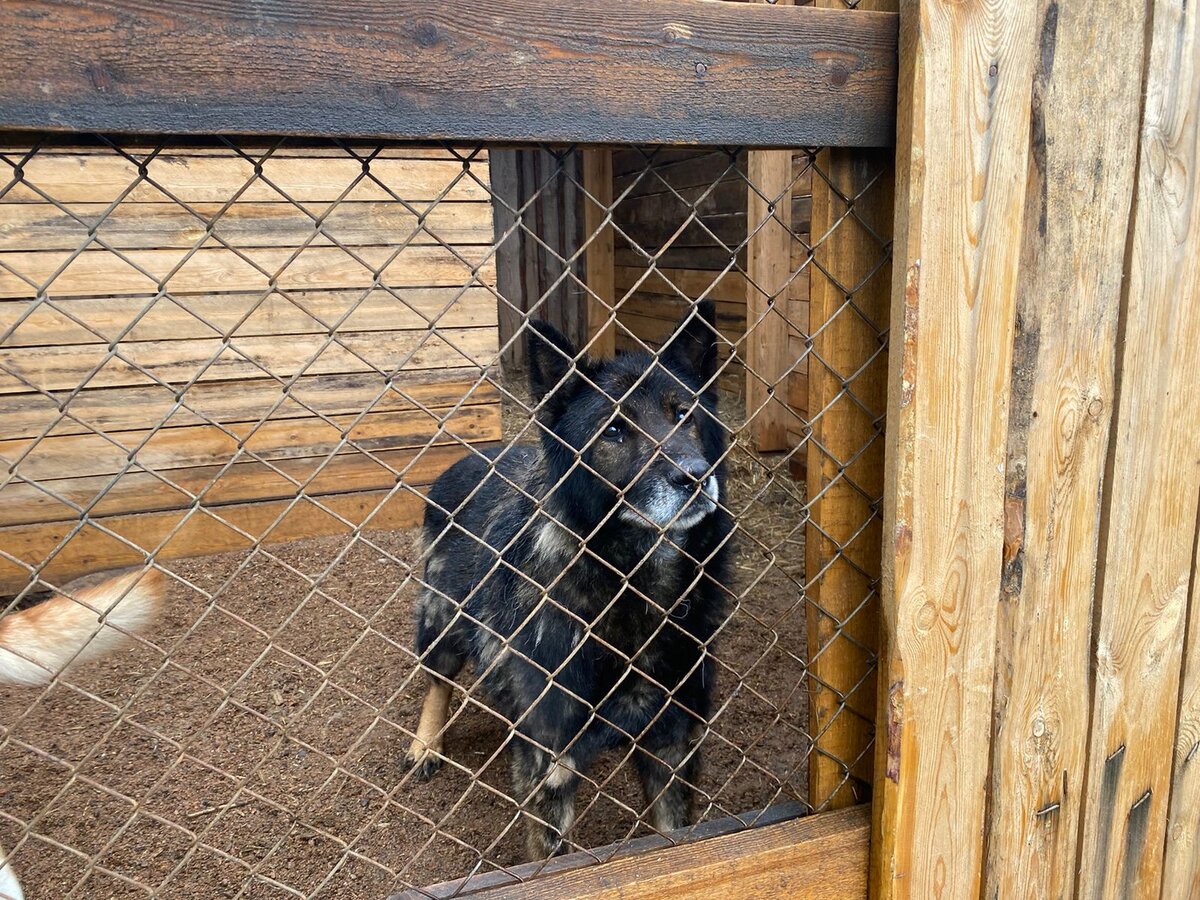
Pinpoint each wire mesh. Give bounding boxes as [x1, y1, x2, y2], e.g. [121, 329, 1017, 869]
[0, 133, 890, 899]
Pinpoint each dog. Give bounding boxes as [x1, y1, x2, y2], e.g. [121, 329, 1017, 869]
[406, 301, 733, 859]
[0, 568, 164, 900]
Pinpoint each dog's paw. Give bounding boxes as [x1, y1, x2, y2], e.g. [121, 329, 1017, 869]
[403, 746, 444, 782]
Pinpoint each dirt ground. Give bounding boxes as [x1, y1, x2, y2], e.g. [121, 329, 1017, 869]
[0, 414, 811, 899]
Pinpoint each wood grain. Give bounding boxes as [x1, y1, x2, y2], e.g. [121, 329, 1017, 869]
[0, 326, 497, 394]
[805, 72, 894, 810]
[981, 0, 1149, 896]
[0, 486, 426, 594]
[870, 0, 1039, 896]
[583, 148, 616, 358]
[744, 150, 793, 452]
[0, 287, 497, 347]
[1076, 0, 1200, 895]
[0, 1, 898, 148]
[453, 804, 869, 899]
[614, 267, 746, 304]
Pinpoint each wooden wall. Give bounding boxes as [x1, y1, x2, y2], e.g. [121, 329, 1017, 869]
[0, 142, 501, 593]
[872, 0, 1200, 898]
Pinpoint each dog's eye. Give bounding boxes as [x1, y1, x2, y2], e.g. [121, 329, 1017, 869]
[675, 406, 690, 423]
[602, 420, 625, 441]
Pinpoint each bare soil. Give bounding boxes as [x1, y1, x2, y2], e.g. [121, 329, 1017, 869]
[1, 436, 810, 899]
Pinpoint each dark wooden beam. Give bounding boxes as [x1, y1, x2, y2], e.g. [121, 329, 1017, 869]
[0, 0, 898, 148]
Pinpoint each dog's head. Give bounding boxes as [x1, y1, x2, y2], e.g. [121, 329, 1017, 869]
[527, 302, 725, 532]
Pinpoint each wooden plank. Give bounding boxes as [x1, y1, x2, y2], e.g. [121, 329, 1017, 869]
[614, 267, 746, 305]
[0, 200, 493, 251]
[582, 148, 615, 358]
[1, 404, 501, 481]
[744, 150, 793, 452]
[1162, 516, 1200, 900]
[0, 1, 898, 149]
[447, 804, 869, 899]
[0, 244, 495, 299]
[0, 370, 498, 440]
[0, 486, 426, 594]
[0, 140, 485, 160]
[1076, 1, 1200, 895]
[0, 154, 489, 204]
[489, 147, 526, 374]
[613, 150, 743, 199]
[805, 135, 893, 815]
[0, 326, 497, 394]
[870, 0, 1038, 896]
[0, 442, 476, 526]
[981, 0, 1149, 896]
[0, 286, 497, 347]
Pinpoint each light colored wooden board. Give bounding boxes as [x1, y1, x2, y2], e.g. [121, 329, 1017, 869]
[0, 370, 498, 440]
[2, 154, 489, 204]
[0, 200, 492, 251]
[460, 804, 869, 900]
[614, 266, 746, 304]
[0, 286, 497, 347]
[0, 326, 498, 394]
[871, 0, 1039, 896]
[0, 486, 426, 595]
[1162, 516, 1200, 899]
[745, 151, 794, 452]
[1077, 1, 1200, 895]
[806, 133, 893, 810]
[583, 148, 616, 358]
[982, 0, 1149, 895]
[0, 443, 474, 527]
[1, 403, 501, 481]
[0, 243, 496, 299]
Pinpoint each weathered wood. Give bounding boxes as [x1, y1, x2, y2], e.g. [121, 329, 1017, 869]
[805, 127, 893, 813]
[1, 153, 488, 204]
[0, 287, 497, 347]
[745, 150, 793, 452]
[1, 404, 500, 481]
[582, 148, 615, 358]
[0, 244, 495, 299]
[0, 326, 498, 394]
[0, 486, 426, 594]
[447, 804, 869, 899]
[614, 267, 746, 304]
[1076, 1, 1200, 895]
[0, 443, 474, 527]
[0, 201, 492, 251]
[982, 0, 1149, 896]
[1162, 515, 1200, 900]
[0, 1, 899, 148]
[870, 0, 1038, 896]
[0, 370, 497, 440]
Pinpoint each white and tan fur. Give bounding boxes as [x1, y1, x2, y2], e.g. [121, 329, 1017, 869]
[0, 569, 164, 900]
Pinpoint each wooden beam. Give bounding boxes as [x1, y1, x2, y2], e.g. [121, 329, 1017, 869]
[582, 148, 616, 359]
[870, 0, 1038, 896]
[402, 804, 869, 899]
[1076, 1, 1200, 895]
[745, 150, 793, 452]
[0, 1, 898, 149]
[805, 1, 896, 815]
[981, 0, 1149, 896]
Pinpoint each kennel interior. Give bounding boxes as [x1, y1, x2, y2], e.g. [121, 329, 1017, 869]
[0, 134, 890, 898]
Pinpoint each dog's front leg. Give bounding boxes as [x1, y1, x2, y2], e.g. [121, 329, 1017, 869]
[511, 739, 580, 860]
[635, 721, 702, 834]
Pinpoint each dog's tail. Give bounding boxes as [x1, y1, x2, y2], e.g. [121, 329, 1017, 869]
[0, 569, 163, 688]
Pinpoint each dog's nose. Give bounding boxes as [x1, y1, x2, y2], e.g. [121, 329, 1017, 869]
[669, 457, 709, 488]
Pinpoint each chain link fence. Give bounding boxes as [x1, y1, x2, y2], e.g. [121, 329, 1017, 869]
[0, 133, 890, 898]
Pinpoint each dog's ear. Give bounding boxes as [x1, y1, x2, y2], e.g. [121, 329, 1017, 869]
[527, 319, 580, 403]
[662, 300, 718, 385]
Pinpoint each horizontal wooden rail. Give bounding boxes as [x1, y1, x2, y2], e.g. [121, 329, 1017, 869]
[0, 0, 897, 148]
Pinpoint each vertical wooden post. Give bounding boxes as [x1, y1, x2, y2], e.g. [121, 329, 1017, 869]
[1075, 1, 1200, 895]
[583, 147, 616, 359]
[870, 0, 1038, 897]
[805, 0, 897, 816]
[981, 0, 1149, 896]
